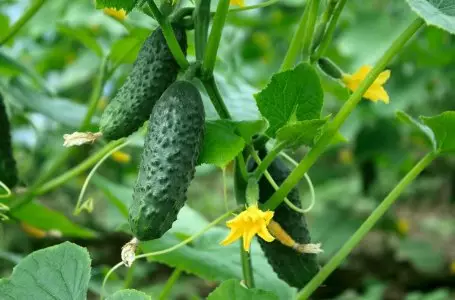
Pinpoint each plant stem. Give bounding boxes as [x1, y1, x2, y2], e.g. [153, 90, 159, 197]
[280, 1, 311, 71]
[301, 0, 320, 60]
[202, 0, 230, 76]
[159, 268, 182, 300]
[194, 0, 211, 61]
[297, 151, 437, 299]
[240, 242, 255, 288]
[201, 76, 231, 119]
[33, 139, 126, 196]
[81, 57, 108, 131]
[264, 17, 425, 210]
[252, 142, 286, 180]
[0, 0, 46, 45]
[310, 0, 347, 63]
[147, 0, 189, 70]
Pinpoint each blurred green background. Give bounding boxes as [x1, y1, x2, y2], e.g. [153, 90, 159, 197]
[1, 0, 455, 299]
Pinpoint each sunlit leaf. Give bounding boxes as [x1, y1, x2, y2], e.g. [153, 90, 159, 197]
[0, 242, 91, 300]
[255, 63, 323, 137]
[106, 289, 151, 300]
[421, 111, 455, 153]
[276, 119, 327, 148]
[396, 110, 436, 149]
[406, 0, 455, 34]
[95, 0, 139, 12]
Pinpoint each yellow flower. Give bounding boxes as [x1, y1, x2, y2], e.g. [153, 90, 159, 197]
[230, 0, 245, 7]
[111, 150, 131, 163]
[396, 218, 410, 235]
[103, 7, 127, 21]
[342, 65, 391, 103]
[450, 261, 455, 274]
[220, 204, 275, 252]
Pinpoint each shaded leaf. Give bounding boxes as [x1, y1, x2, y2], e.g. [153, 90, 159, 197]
[106, 289, 151, 300]
[276, 119, 327, 148]
[255, 63, 323, 137]
[0, 242, 91, 300]
[406, 0, 455, 34]
[207, 279, 279, 300]
[396, 110, 436, 149]
[11, 201, 96, 238]
[421, 111, 455, 153]
[57, 24, 104, 57]
[396, 237, 445, 274]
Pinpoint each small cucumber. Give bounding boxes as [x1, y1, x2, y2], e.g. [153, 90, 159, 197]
[100, 25, 187, 140]
[129, 81, 205, 241]
[0, 94, 18, 188]
[250, 149, 319, 288]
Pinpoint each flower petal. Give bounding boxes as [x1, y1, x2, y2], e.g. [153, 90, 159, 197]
[242, 228, 257, 252]
[220, 228, 243, 246]
[351, 65, 372, 81]
[375, 70, 391, 85]
[257, 225, 275, 242]
[364, 85, 389, 103]
[262, 211, 274, 223]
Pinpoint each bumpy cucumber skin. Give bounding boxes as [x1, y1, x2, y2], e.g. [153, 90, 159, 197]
[100, 25, 187, 140]
[252, 151, 319, 288]
[0, 94, 18, 188]
[129, 81, 205, 241]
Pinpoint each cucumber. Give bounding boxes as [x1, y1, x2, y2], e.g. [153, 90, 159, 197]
[129, 81, 205, 240]
[0, 94, 18, 188]
[99, 25, 187, 140]
[250, 149, 319, 288]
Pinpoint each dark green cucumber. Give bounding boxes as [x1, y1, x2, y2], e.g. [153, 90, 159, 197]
[100, 25, 187, 140]
[250, 150, 319, 288]
[0, 94, 18, 188]
[129, 81, 205, 240]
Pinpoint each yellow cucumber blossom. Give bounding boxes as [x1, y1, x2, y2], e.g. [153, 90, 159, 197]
[111, 150, 131, 163]
[103, 7, 127, 21]
[342, 65, 391, 103]
[220, 204, 275, 252]
[230, 0, 245, 7]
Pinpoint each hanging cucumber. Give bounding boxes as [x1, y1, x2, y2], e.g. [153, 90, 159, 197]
[250, 149, 320, 288]
[99, 25, 187, 141]
[129, 81, 205, 241]
[0, 94, 18, 188]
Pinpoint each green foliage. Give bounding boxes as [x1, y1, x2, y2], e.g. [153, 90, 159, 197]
[0, 242, 90, 300]
[421, 111, 455, 153]
[396, 237, 445, 274]
[96, 0, 139, 12]
[255, 63, 323, 137]
[406, 0, 455, 34]
[207, 279, 279, 300]
[276, 119, 327, 148]
[106, 289, 152, 300]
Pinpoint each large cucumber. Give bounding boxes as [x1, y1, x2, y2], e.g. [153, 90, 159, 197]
[129, 81, 205, 241]
[251, 150, 319, 288]
[0, 94, 18, 188]
[99, 25, 187, 140]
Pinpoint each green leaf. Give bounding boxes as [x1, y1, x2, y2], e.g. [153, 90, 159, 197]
[95, 0, 139, 12]
[0, 242, 91, 300]
[109, 34, 148, 66]
[396, 110, 436, 149]
[421, 111, 455, 153]
[255, 63, 323, 137]
[57, 24, 104, 57]
[207, 279, 279, 300]
[141, 207, 296, 300]
[11, 201, 97, 238]
[199, 120, 266, 167]
[106, 289, 151, 300]
[276, 119, 327, 148]
[406, 0, 455, 34]
[396, 237, 444, 274]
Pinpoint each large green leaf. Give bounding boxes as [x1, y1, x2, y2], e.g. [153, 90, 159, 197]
[57, 24, 104, 57]
[0, 242, 91, 300]
[106, 289, 151, 300]
[406, 0, 455, 34]
[396, 237, 445, 274]
[421, 111, 455, 153]
[95, 0, 139, 12]
[255, 63, 323, 137]
[11, 201, 97, 238]
[207, 279, 279, 300]
[276, 119, 327, 148]
[199, 120, 266, 167]
[141, 207, 296, 300]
